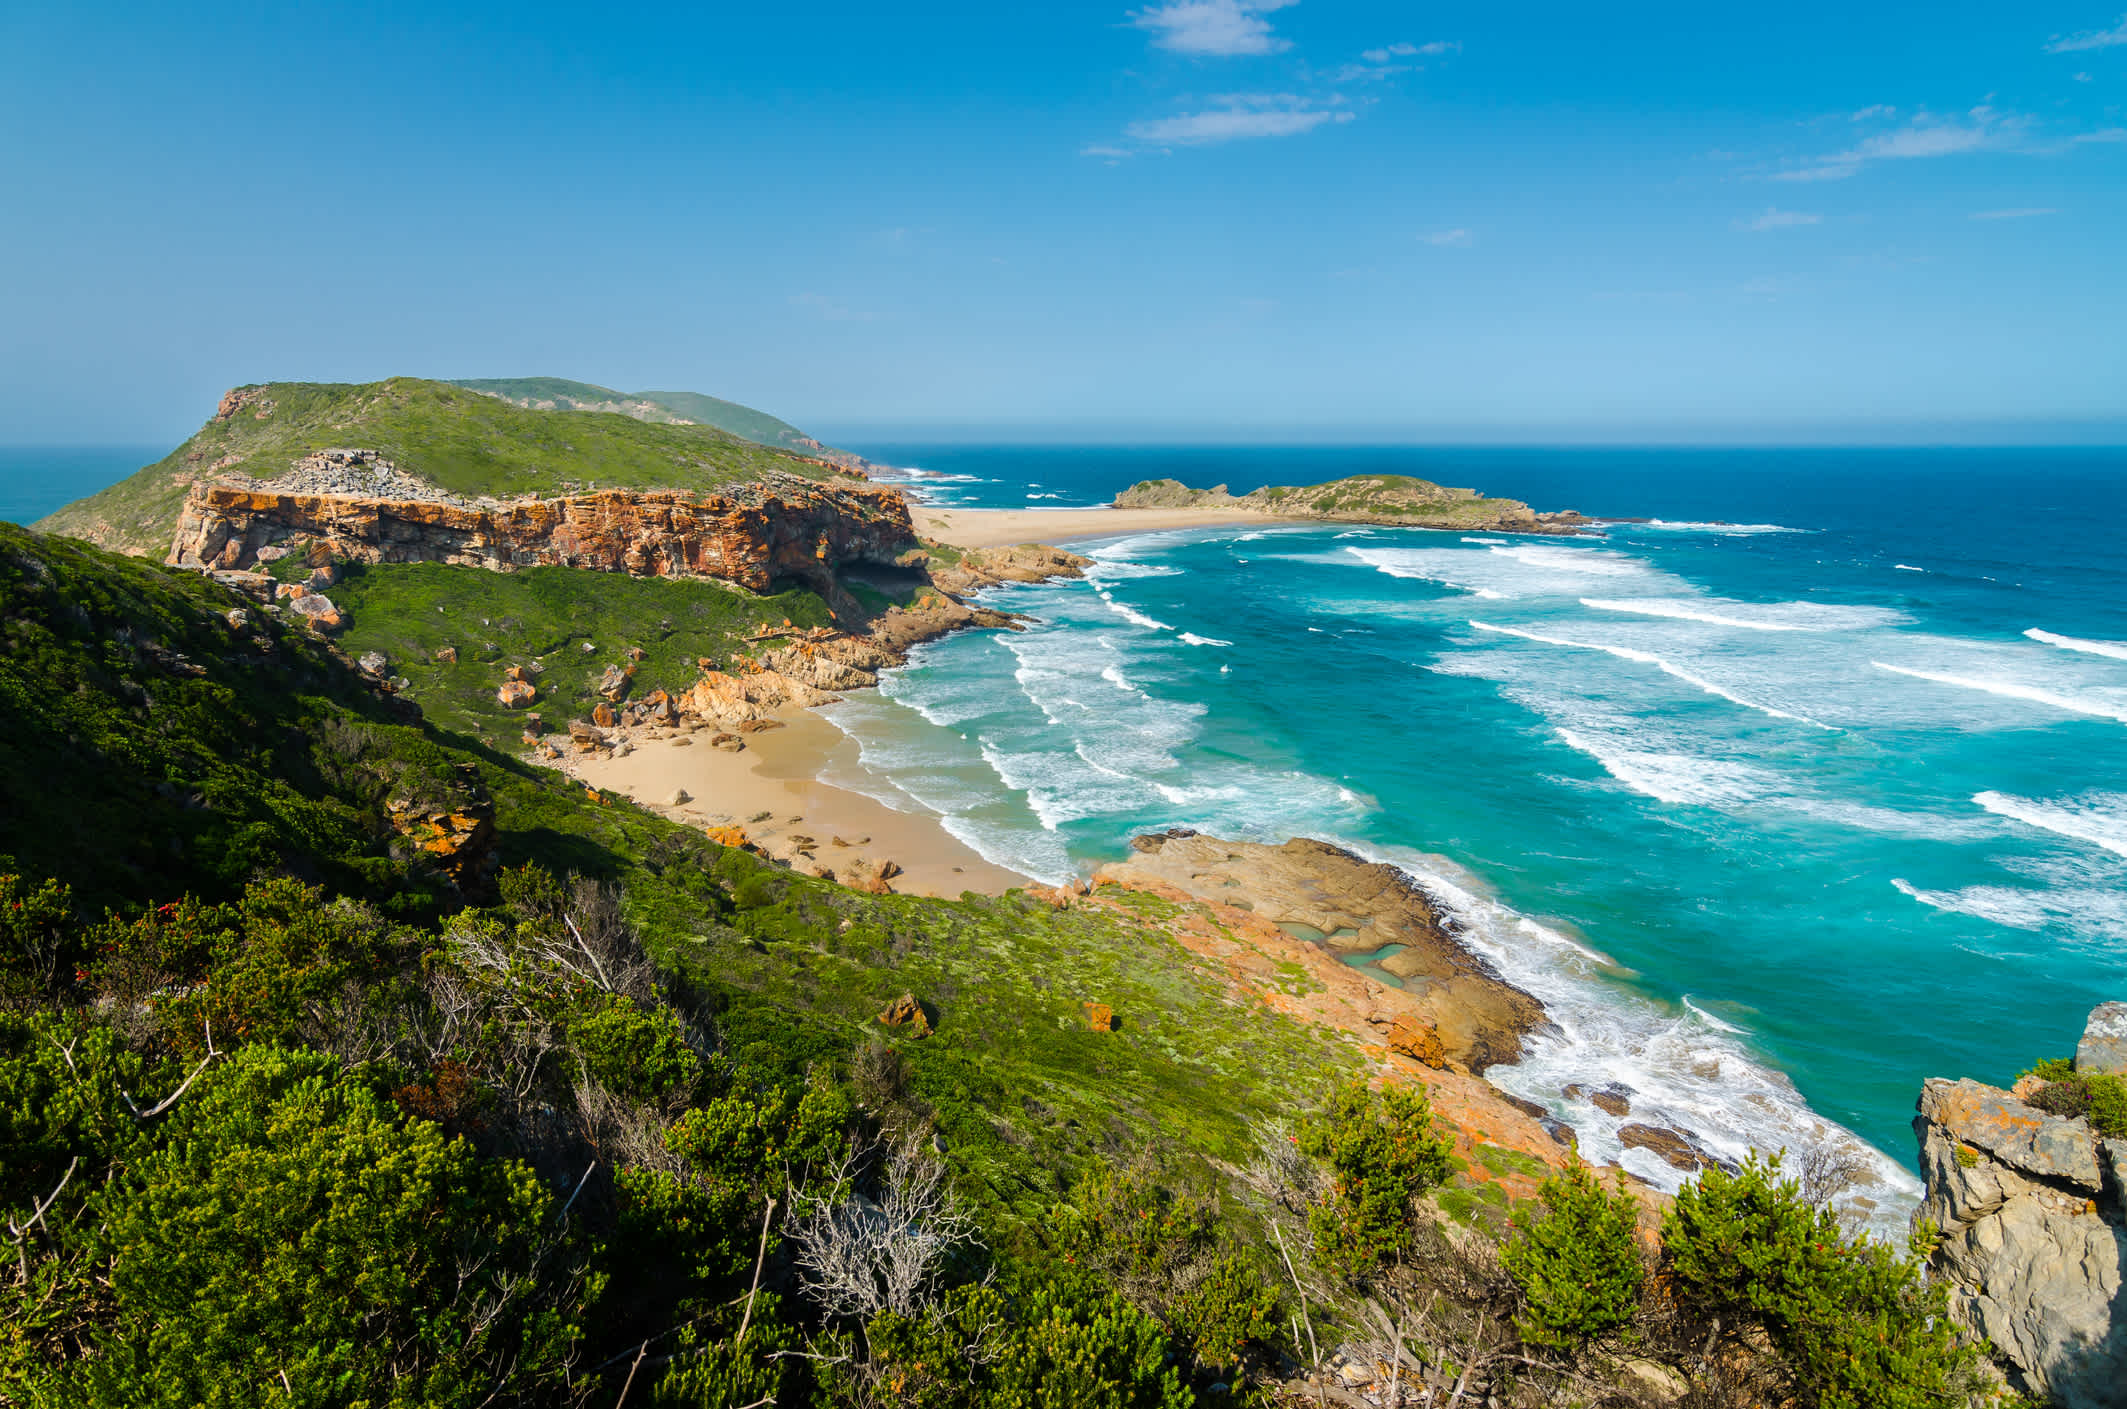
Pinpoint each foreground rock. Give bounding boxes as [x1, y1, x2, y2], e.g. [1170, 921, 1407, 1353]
[1913, 1003, 2127, 1408]
[1094, 832, 1544, 1072]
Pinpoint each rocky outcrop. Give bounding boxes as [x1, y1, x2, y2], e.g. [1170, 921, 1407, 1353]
[1112, 475, 1589, 535]
[1093, 832, 1545, 1073]
[166, 469, 918, 604]
[924, 543, 1094, 597]
[1913, 1005, 2127, 1408]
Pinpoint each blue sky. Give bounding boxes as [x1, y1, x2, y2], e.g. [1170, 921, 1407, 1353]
[2, 1, 2123, 443]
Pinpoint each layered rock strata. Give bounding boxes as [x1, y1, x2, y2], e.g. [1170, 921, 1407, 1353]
[1913, 1005, 2127, 1408]
[167, 469, 917, 603]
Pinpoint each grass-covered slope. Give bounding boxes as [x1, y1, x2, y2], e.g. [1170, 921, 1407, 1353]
[36, 377, 836, 556]
[453, 376, 823, 452]
[298, 559, 835, 743]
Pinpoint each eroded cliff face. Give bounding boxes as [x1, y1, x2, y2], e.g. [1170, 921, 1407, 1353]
[1914, 1004, 2127, 1409]
[166, 468, 917, 600]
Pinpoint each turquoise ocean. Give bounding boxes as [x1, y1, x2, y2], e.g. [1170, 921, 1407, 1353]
[817, 445, 2127, 1228]
[12, 442, 2127, 1226]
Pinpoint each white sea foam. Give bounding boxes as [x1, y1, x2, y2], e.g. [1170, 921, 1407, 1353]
[1096, 594, 1174, 632]
[1554, 728, 1779, 806]
[1682, 996, 1746, 1034]
[2026, 628, 2127, 661]
[1974, 791, 2127, 858]
[1099, 664, 1138, 693]
[1871, 662, 2127, 725]
[1640, 519, 1804, 535]
[1473, 622, 1835, 729]
[1894, 564, 1925, 573]
[1361, 847, 1917, 1233]
[1178, 632, 1233, 647]
[1488, 543, 1646, 576]
[1893, 875, 2127, 941]
[1581, 597, 1906, 632]
[1462, 537, 1511, 545]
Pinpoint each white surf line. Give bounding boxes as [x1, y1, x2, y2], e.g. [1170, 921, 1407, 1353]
[2026, 628, 2127, 662]
[1973, 790, 2127, 859]
[1871, 661, 2127, 726]
[1471, 621, 1836, 730]
[1582, 598, 1810, 631]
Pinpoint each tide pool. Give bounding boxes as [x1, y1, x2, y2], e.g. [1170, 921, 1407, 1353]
[819, 445, 2127, 1226]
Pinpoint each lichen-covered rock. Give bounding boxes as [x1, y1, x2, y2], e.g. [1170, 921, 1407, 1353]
[2077, 1001, 2127, 1076]
[497, 680, 536, 708]
[1913, 1016, 2127, 1408]
[1919, 1077, 2101, 1191]
[591, 702, 617, 729]
[596, 663, 630, 701]
[878, 992, 930, 1036]
[1083, 1002, 1117, 1032]
[357, 651, 387, 676]
[285, 593, 344, 633]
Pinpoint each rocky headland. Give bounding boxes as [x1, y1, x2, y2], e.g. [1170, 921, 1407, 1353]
[1912, 1002, 2127, 1407]
[1113, 473, 1591, 534]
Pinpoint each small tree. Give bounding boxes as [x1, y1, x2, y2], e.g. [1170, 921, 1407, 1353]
[1295, 1079, 1454, 1275]
[1663, 1154, 1980, 1409]
[1500, 1164, 1645, 1350]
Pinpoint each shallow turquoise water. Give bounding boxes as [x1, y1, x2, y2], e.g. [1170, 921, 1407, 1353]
[821, 446, 2127, 1222]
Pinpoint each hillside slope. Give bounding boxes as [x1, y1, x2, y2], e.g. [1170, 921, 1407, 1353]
[36, 378, 837, 557]
[451, 376, 821, 452]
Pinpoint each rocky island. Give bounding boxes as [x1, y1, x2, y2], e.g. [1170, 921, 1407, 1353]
[1113, 472, 1592, 533]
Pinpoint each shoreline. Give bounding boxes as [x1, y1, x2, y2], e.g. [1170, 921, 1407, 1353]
[911, 501, 1304, 547]
[564, 707, 1032, 898]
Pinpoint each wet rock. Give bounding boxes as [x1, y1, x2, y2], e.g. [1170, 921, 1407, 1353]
[1618, 1123, 1715, 1172]
[736, 718, 785, 733]
[1592, 1084, 1634, 1117]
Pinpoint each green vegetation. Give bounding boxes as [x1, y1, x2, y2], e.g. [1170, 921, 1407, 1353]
[1112, 474, 1544, 529]
[450, 377, 825, 452]
[0, 521, 2001, 1407]
[1664, 1156, 1981, 1409]
[1501, 1165, 1645, 1349]
[2021, 1055, 2127, 1137]
[36, 378, 836, 556]
[321, 560, 832, 741]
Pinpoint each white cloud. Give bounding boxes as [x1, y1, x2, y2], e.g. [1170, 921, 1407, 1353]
[2074, 70, 2095, 80]
[1329, 61, 1408, 81]
[1773, 107, 2023, 181]
[1420, 228, 1473, 247]
[2073, 126, 2127, 143]
[1128, 93, 1354, 143]
[1130, 0, 1300, 57]
[1080, 144, 1135, 160]
[1360, 40, 1458, 62]
[2045, 12, 2127, 51]
[1850, 104, 1897, 121]
[1739, 208, 1823, 231]
[1970, 207, 2060, 219]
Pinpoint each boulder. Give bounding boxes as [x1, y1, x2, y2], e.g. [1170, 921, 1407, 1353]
[357, 651, 388, 676]
[1918, 1078, 2101, 1192]
[1618, 1123, 1715, 1172]
[736, 718, 786, 734]
[1384, 1016, 1447, 1069]
[504, 664, 529, 683]
[668, 788, 691, 807]
[597, 663, 630, 701]
[305, 563, 339, 590]
[286, 594, 344, 633]
[2076, 1001, 2127, 1077]
[878, 992, 930, 1037]
[566, 719, 601, 743]
[497, 680, 537, 709]
[434, 645, 457, 664]
[1084, 1002, 1117, 1032]
[710, 733, 744, 752]
[224, 608, 250, 630]
[592, 702, 617, 728]
[626, 646, 647, 661]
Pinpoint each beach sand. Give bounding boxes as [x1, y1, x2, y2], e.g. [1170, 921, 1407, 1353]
[568, 708, 1032, 898]
[911, 501, 1296, 548]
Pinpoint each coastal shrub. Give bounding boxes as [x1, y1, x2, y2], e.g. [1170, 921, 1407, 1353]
[865, 1271, 1195, 1409]
[2022, 1060, 2127, 1139]
[1501, 1164, 1645, 1349]
[1168, 1253, 1281, 1382]
[60, 1046, 580, 1408]
[1662, 1154, 1979, 1409]
[1296, 1078, 1454, 1274]
[0, 870, 81, 1007]
[571, 997, 700, 1101]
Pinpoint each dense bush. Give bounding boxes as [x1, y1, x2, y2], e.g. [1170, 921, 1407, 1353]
[1295, 1078, 1454, 1274]
[1662, 1155, 1979, 1409]
[1501, 1164, 1645, 1349]
[2022, 1056, 2127, 1138]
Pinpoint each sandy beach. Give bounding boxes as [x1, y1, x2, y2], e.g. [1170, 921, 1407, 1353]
[910, 501, 1297, 547]
[568, 708, 1031, 898]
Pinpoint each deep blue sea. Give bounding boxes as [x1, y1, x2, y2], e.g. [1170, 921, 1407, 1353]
[820, 444, 2127, 1227]
[0, 447, 162, 528]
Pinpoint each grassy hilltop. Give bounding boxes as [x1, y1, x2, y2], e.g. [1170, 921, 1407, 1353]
[35, 377, 840, 557]
[451, 375, 829, 453]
